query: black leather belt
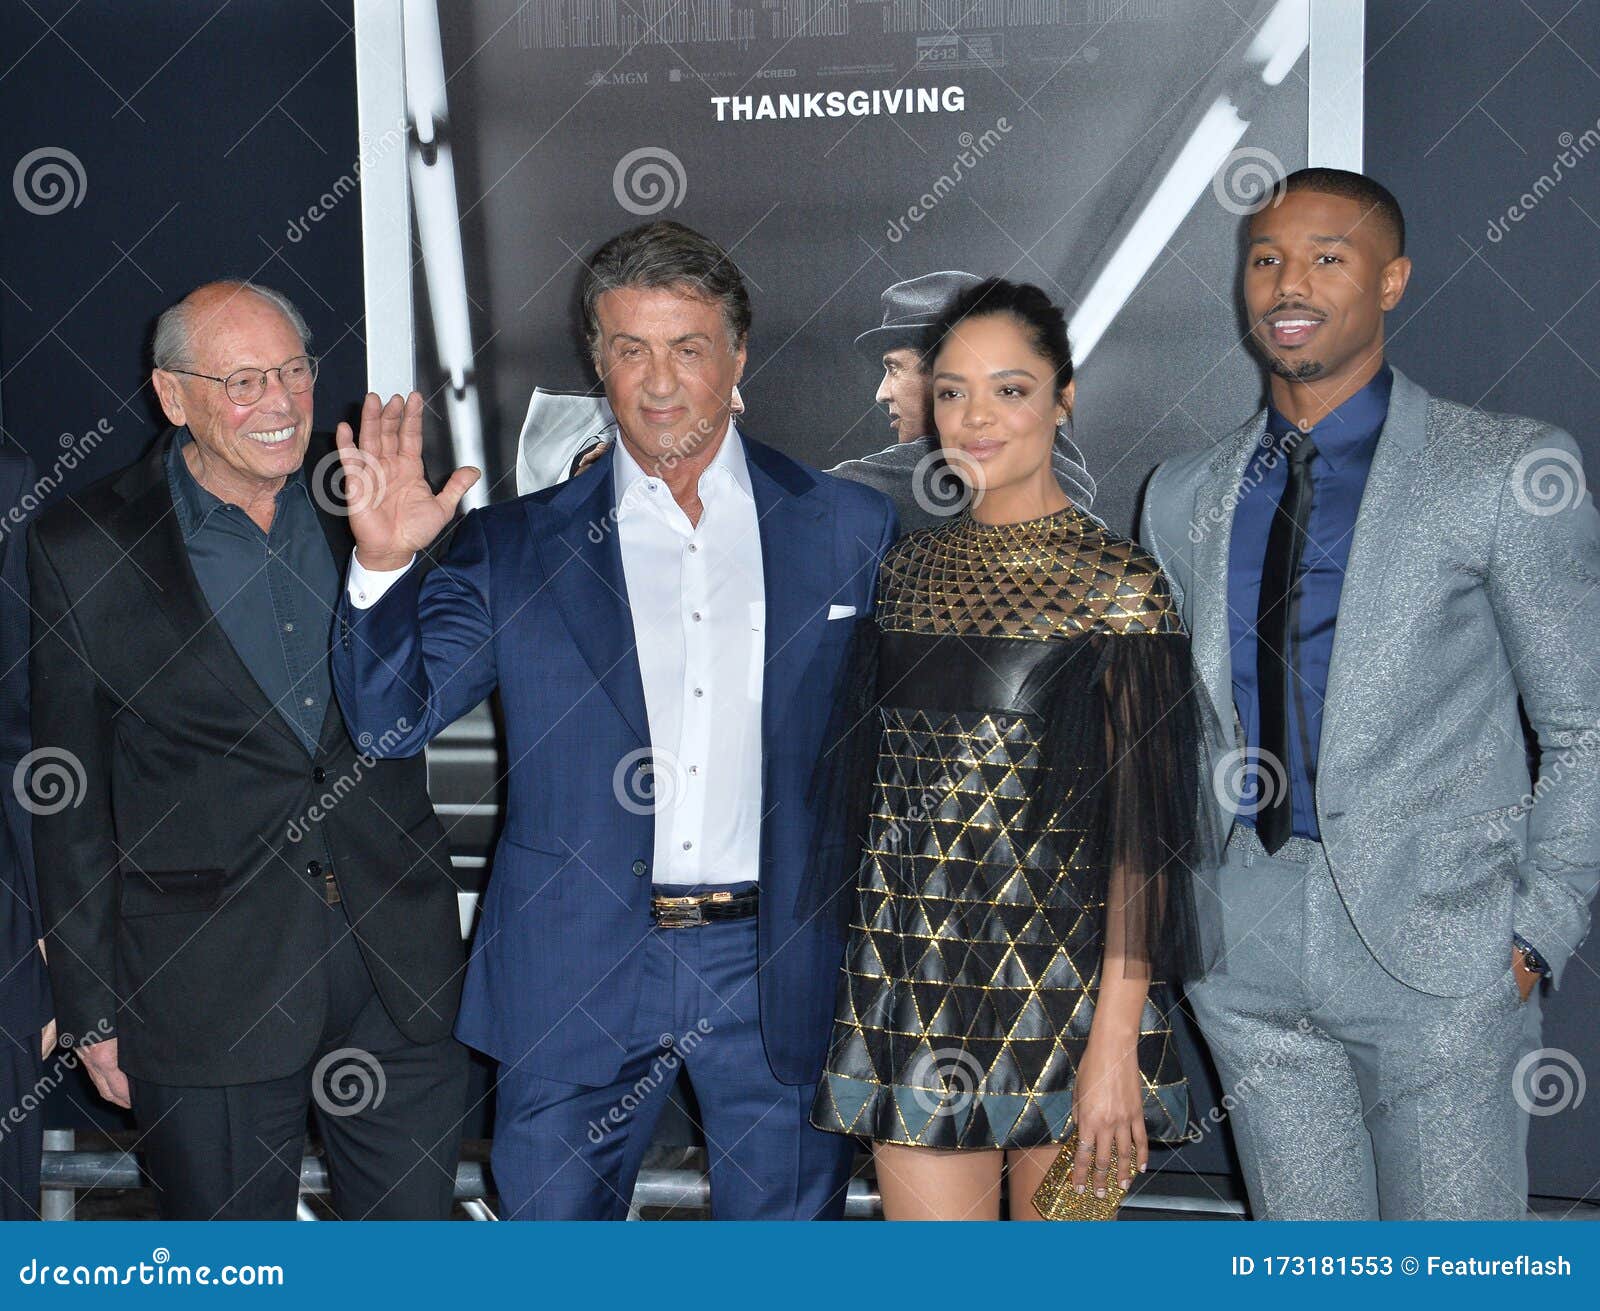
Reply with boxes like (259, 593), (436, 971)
(651, 887), (759, 928)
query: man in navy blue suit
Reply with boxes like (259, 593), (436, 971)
(331, 221), (897, 1218)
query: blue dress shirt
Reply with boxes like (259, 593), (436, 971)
(166, 430), (339, 755)
(1227, 365), (1393, 839)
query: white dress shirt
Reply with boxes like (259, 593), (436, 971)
(345, 423), (767, 887)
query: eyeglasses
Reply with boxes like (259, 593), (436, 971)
(168, 355), (318, 406)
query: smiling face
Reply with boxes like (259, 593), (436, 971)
(930, 313), (1072, 499)
(1244, 188), (1411, 399)
(151, 286), (313, 493)
(593, 283), (745, 470)
(875, 346), (931, 442)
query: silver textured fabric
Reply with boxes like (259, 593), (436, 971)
(1186, 823), (1542, 1219)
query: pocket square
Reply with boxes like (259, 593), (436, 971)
(827, 604), (857, 620)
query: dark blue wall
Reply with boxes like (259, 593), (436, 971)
(0, 0), (367, 483)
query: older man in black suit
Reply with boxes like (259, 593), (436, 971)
(29, 281), (468, 1219)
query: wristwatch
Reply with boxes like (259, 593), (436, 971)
(1513, 935), (1550, 977)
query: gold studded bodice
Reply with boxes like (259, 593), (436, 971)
(873, 505), (1183, 641)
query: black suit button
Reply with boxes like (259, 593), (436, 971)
(313, 767), (327, 784)
(631, 859), (648, 877)
(306, 860), (323, 877)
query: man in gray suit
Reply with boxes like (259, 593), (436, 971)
(1141, 168), (1600, 1220)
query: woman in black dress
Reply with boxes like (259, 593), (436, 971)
(810, 280), (1210, 1219)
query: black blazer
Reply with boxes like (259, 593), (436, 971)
(1, 452), (50, 1053)
(27, 430), (464, 1086)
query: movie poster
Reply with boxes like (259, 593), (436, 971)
(400, 0), (1312, 529)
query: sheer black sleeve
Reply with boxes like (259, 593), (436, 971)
(1032, 628), (1221, 984)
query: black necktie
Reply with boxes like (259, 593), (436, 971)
(1254, 432), (1318, 854)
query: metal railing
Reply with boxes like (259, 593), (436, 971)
(39, 1136), (1247, 1220)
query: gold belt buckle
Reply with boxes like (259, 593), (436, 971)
(652, 889), (733, 928)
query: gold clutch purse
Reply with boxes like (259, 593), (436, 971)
(1030, 1129), (1127, 1221)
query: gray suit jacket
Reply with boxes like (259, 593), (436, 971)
(1141, 367), (1600, 994)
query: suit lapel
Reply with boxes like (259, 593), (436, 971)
(1319, 368), (1429, 761)
(110, 435), (306, 754)
(314, 503), (357, 754)
(1190, 418), (1266, 736)
(533, 453), (652, 746)
(745, 439), (833, 748)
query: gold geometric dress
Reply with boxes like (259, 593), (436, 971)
(809, 506), (1207, 1150)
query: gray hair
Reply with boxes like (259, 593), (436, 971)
(151, 281), (312, 371)
(581, 221), (750, 365)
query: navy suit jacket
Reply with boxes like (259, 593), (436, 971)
(1, 452), (49, 1052)
(333, 433), (897, 1086)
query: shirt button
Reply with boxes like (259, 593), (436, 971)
(691, 611), (702, 622)
(313, 767), (326, 784)
(689, 765), (699, 776)
(284, 622), (294, 632)
(303, 697), (315, 707)
(693, 687), (704, 698)
(306, 860), (322, 876)
(687, 543), (698, 553)
(631, 859), (648, 876)
(681, 840), (693, 851)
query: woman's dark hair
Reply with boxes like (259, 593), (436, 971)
(922, 277), (1074, 397)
